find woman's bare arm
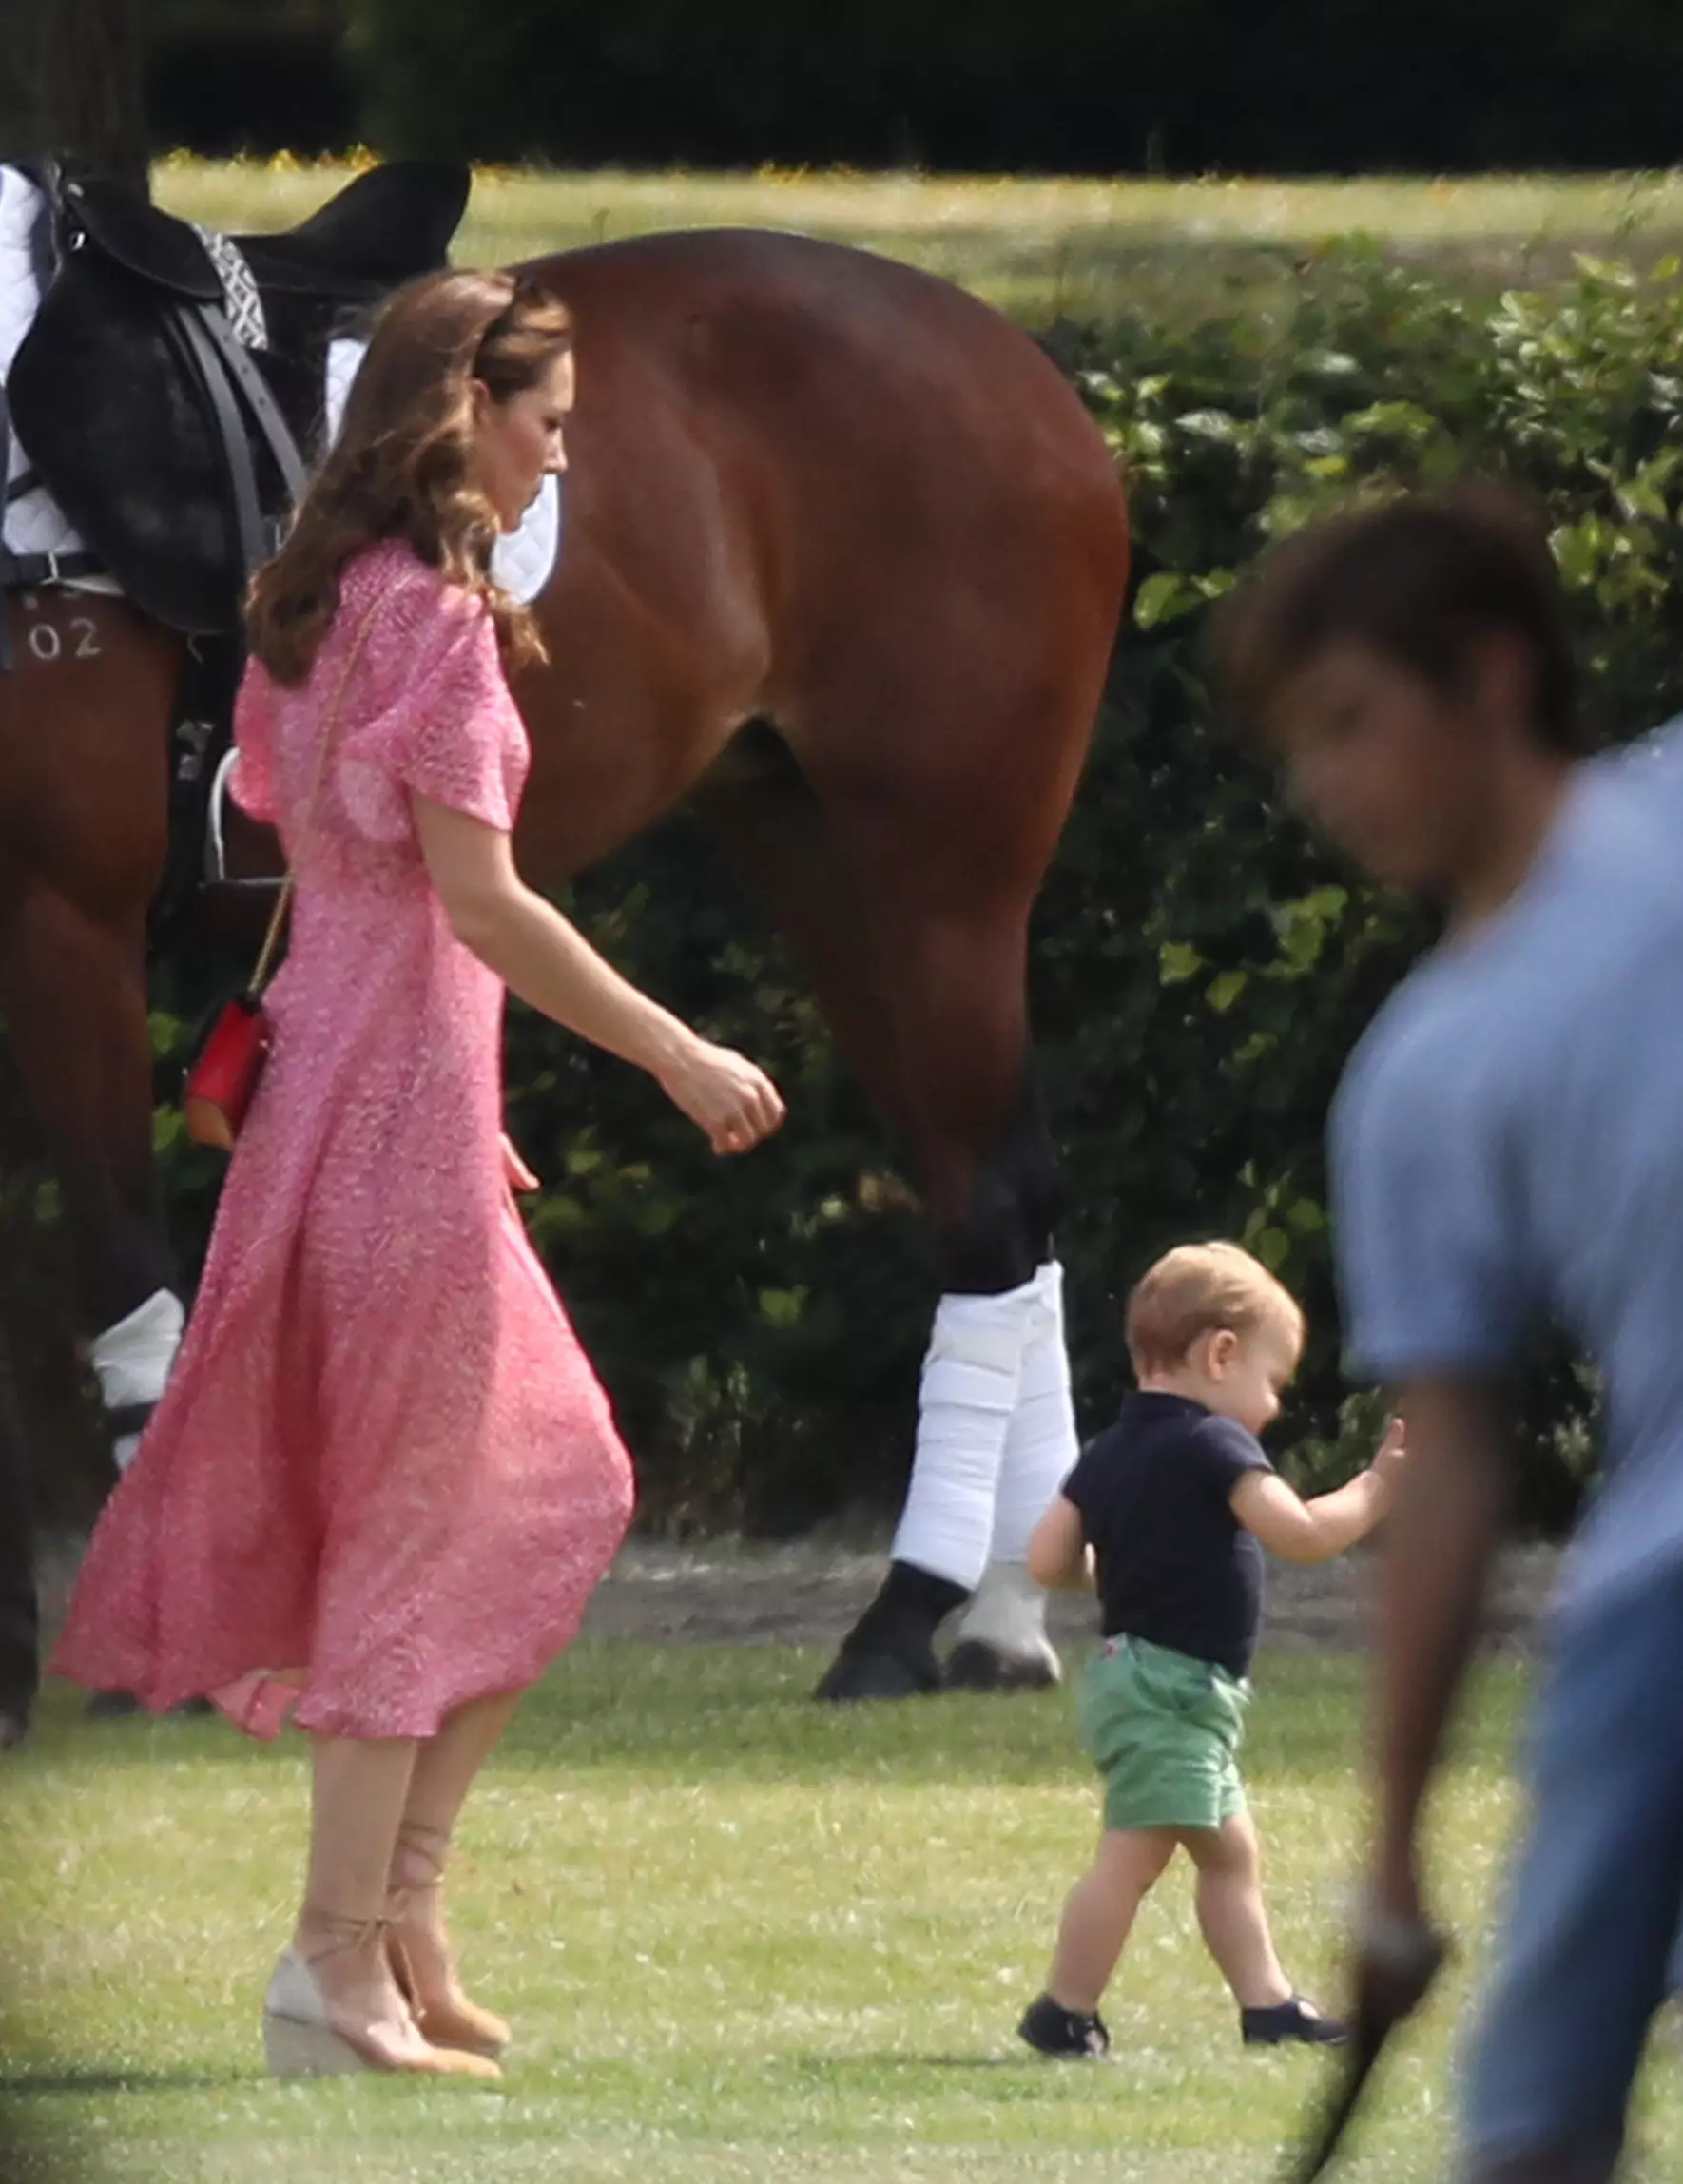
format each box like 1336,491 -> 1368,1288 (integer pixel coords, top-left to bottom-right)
414,797 -> 784,1152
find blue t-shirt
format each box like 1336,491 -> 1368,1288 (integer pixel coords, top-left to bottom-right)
1331,721 -> 1683,1616
1062,1392 -> 1273,1676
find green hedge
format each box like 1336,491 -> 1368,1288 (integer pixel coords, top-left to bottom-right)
17,243 -> 1683,1531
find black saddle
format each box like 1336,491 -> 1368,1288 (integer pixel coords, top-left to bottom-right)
65,161 -> 472,304
5,157 -> 470,634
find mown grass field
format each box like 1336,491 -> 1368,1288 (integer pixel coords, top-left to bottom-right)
153,158 -> 1683,324
3,1643 -> 1681,2183
16,158 -> 1680,2179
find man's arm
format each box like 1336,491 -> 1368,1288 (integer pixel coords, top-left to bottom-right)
1323,1022 -> 1527,2060
1367,1377 -> 1511,1939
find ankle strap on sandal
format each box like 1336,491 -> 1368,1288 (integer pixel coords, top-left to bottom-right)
298,1910 -> 393,1965
390,1820 -> 451,1890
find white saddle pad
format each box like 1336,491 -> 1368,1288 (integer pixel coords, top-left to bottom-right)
324,338 -> 562,604
0,165 -> 118,592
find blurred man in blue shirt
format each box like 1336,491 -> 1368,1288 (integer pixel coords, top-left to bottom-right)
1214,485 -> 1683,2183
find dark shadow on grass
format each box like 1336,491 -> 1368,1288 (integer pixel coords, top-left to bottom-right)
0,2068 -> 253,2096
490,1644 -> 1426,1786
827,2053 -> 1042,2072
24,1649 -> 1522,1790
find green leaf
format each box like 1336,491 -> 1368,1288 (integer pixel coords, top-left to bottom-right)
1300,349 -> 1361,378
1550,520 -> 1601,590
1174,408 -> 1241,443
1615,475 -> 1669,524
1158,941 -> 1204,985
1344,399 -> 1443,444
1254,1226 -> 1291,1271
1133,570 -> 1200,628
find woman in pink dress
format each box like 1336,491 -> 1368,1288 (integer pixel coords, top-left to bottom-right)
51,270 -> 784,2081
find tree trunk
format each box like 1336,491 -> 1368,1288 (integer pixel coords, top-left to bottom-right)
0,0 -> 149,195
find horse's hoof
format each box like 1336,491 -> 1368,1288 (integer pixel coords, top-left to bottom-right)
813,1648 -> 938,1703
943,1639 -> 1061,1693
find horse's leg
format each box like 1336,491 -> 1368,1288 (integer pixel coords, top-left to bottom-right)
696,738 -> 1078,1701
929,1082 -> 1078,1696
0,884 -> 182,1465
842,907 -> 1074,1700
0,596 -> 184,1475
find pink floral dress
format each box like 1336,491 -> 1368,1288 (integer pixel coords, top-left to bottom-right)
51,539 -> 635,1738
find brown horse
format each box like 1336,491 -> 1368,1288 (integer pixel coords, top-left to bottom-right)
3,222 -> 1128,1702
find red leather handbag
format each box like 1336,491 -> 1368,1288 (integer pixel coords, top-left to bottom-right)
181,803 -> 300,1150
183,987 -> 277,1153
181,599 -> 383,1153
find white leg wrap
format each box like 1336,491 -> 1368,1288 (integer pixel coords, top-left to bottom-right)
89,1289 -> 184,1474
955,1259 -> 1078,1656
990,1258 -> 1078,1562
890,1276 -> 1039,1592
951,1561 -> 1054,1655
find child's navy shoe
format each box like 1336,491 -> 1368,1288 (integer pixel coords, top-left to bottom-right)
1017,1994 -> 1111,2058
1241,1995 -> 1346,2046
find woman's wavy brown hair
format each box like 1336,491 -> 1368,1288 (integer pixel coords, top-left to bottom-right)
245,268 -> 573,685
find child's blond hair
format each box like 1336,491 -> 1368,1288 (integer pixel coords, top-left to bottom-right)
1125,1241 -> 1305,1377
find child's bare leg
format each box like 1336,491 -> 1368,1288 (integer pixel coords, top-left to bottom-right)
1047,1827 -> 1179,2011
1183,1810 -> 1292,2008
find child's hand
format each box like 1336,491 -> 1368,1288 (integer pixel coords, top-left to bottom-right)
1372,1415 -> 1406,1487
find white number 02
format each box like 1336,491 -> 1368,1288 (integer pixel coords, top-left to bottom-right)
25,617 -> 101,663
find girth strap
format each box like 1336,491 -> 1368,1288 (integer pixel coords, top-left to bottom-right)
166,304 -> 268,577
165,300 -> 309,586
188,299 -> 308,506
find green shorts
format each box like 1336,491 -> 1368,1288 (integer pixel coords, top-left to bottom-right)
1076,1633 -> 1251,1834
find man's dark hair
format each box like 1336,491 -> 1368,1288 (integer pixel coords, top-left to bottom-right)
1209,483 -> 1584,755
